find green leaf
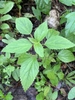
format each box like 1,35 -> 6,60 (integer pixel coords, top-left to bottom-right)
59,0 -> 72,6
34,21 -> 48,41
44,0 -> 50,4
57,72 -> 64,80
17,53 -> 31,65
46,29 -> 59,39
68,87 -> 75,99
66,71 -> 75,78
0,14 -> 12,21
34,42 -> 44,57
12,68 -> 20,81
45,36 -> 75,49
32,7 -> 41,20
52,91 -> 58,100
3,65 -> 15,77
2,39 -> 32,54
47,70 -> 59,85
58,50 -> 75,63
36,92 -> 44,100
0,1 -> 14,14
0,23 -> 10,30
5,92 -> 13,100
44,86 -> 50,97
34,0 -> 51,14
16,17 -> 33,35
65,12 -> 75,35
0,90 -> 4,98
20,56 -> 39,91
0,1 -> 5,8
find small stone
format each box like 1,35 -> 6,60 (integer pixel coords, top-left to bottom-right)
45,9 -> 60,29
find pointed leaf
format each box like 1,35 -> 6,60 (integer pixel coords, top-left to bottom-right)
20,56 -> 39,91
58,50 -> 75,63
0,14 -> 12,21
16,17 -> 33,35
65,12 -> 75,35
68,87 -> 75,99
0,23 -> 10,29
2,39 -> 32,53
34,21 -> 48,41
0,1 -> 14,14
45,36 -> 75,49
34,42 -> 44,57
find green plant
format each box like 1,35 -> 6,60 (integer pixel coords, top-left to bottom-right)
64,71 -> 75,87
2,17 -> 75,93
68,87 -> 75,100
0,1 -> 14,35
36,86 -> 58,100
59,0 -> 75,6
32,0 -> 52,20
0,90 -> 13,100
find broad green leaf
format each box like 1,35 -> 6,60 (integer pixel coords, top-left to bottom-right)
52,91 -> 58,100
0,1 -> 14,14
45,36 -> 75,49
46,29 -> 59,39
57,72 -> 64,80
2,39 -> 32,54
0,23 -> 10,30
58,50 -> 75,63
0,1 -> 5,8
16,17 -> 33,35
0,14 -> 12,21
36,92 -> 44,100
59,0 -> 72,6
65,12 -> 75,35
17,53 -> 32,65
20,56 -> 39,91
5,92 -> 13,100
34,21 -> 48,41
44,86 -> 50,97
68,87 -> 75,99
47,70 -> 58,85
34,42 -> 44,57
0,90 -> 4,98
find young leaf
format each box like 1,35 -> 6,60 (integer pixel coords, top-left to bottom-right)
2,39 -> 32,54
34,21 -> 48,41
0,14 -> 12,21
52,91 -> 58,100
68,87 -> 75,99
36,92 -> 44,100
0,23 -> 10,30
17,53 -> 31,65
65,12 -> 75,35
20,56 -> 39,91
16,17 -> 33,35
32,7 -> 41,20
12,68 -> 20,81
45,36 -> 75,49
58,50 -> 75,63
5,92 -> 13,100
0,1 -> 14,14
34,42 -> 44,57
59,0 -> 72,6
